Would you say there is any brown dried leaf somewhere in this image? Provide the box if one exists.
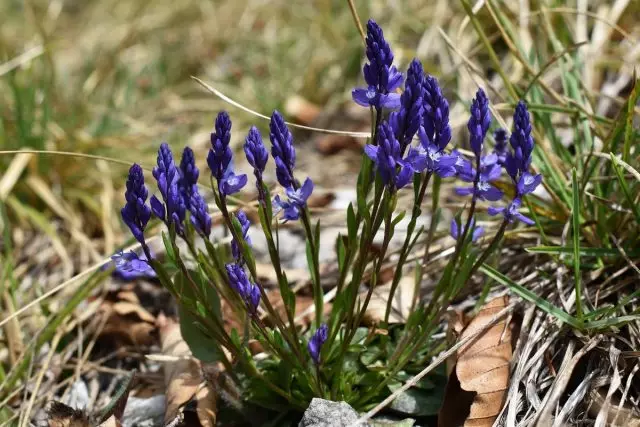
[315,134,360,155]
[94,299,156,347]
[285,95,321,125]
[43,402,91,427]
[456,296,512,427]
[158,314,217,427]
[362,276,416,325]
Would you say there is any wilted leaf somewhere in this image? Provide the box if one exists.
[362,276,415,325]
[158,314,217,427]
[43,401,90,427]
[93,298,156,347]
[285,95,321,125]
[440,296,512,427]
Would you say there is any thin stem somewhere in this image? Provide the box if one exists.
[384,172,432,323]
[300,209,323,328]
[346,0,366,43]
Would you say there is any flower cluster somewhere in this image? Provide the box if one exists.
[389,58,424,150]
[352,20,403,110]
[208,112,247,197]
[269,111,314,221]
[454,89,504,203]
[488,101,542,224]
[150,143,186,234]
[244,126,269,193]
[365,122,413,190]
[180,147,211,237]
[121,163,152,257]
[226,263,261,315]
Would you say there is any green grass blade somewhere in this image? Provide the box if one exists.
[479,264,582,329]
[571,169,583,320]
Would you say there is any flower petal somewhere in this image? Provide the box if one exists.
[352,88,372,107]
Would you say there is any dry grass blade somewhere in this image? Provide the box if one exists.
[0,152,33,201]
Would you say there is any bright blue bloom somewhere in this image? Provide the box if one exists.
[389,59,425,150]
[364,122,413,190]
[150,143,186,232]
[405,125,457,178]
[488,197,534,225]
[244,126,269,180]
[422,75,451,151]
[455,163,503,201]
[308,323,328,364]
[231,210,251,260]
[208,112,247,196]
[352,20,403,110]
[450,218,484,242]
[270,111,296,189]
[468,88,491,157]
[226,263,261,315]
[493,128,508,165]
[121,164,152,248]
[273,178,314,221]
[517,171,542,196]
[111,250,155,280]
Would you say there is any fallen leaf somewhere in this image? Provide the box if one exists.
[93,299,156,347]
[315,134,361,155]
[439,296,512,427]
[362,276,416,325]
[285,95,321,125]
[158,314,217,427]
[43,401,90,427]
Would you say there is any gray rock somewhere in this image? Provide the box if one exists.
[298,398,365,427]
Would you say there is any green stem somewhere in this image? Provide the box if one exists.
[384,172,432,323]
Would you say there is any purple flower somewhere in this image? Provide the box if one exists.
[111,250,155,280]
[208,112,247,196]
[488,197,534,225]
[231,210,251,260]
[308,323,328,364]
[270,111,296,189]
[389,59,425,150]
[493,128,508,165]
[405,125,457,177]
[150,143,186,232]
[244,126,269,180]
[364,122,414,190]
[505,101,534,182]
[422,75,451,151]
[352,20,403,110]
[273,178,314,221]
[219,172,248,196]
[188,191,212,237]
[121,164,152,249]
[450,218,484,242]
[468,88,491,157]
[178,147,211,237]
[455,163,503,201]
[179,147,199,192]
[226,263,261,315]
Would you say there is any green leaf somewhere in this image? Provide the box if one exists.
[178,305,219,363]
[571,169,584,320]
[347,203,357,243]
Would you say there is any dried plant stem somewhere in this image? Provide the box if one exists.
[346,0,366,43]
